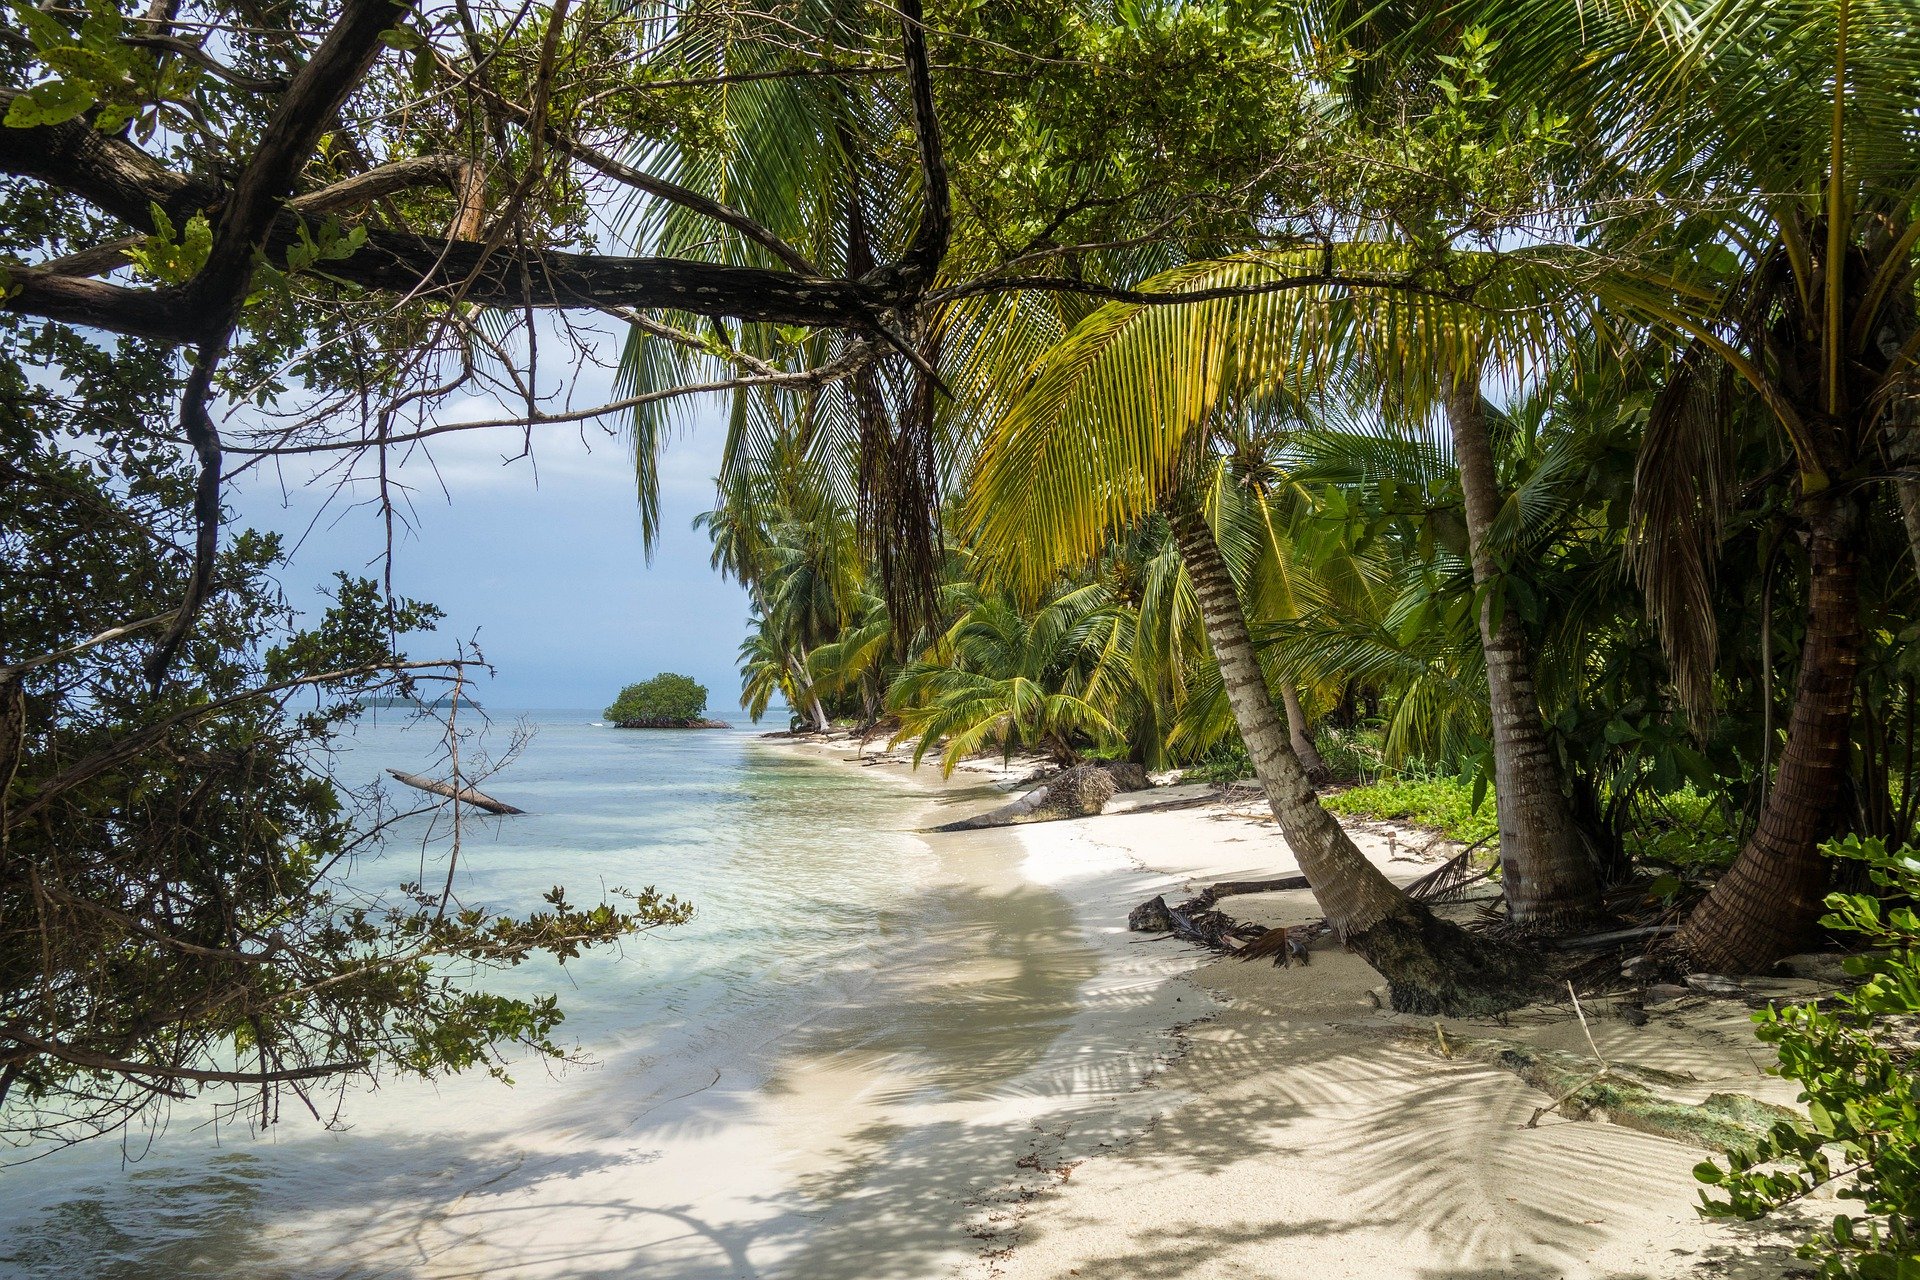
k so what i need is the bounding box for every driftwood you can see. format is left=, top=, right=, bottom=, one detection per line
left=1127, top=894, right=1256, bottom=948
left=933, top=761, right=1151, bottom=831
left=1547, top=924, right=1680, bottom=952
left=1189, top=874, right=1310, bottom=906
left=1337, top=1020, right=1795, bottom=1152
left=1128, top=874, right=1320, bottom=958
left=386, top=768, right=525, bottom=815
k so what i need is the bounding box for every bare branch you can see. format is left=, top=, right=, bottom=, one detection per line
left=1, top=1028, right=368, bottom=1085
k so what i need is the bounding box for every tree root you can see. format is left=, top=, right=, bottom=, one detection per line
left=1351, top=907, right=1545, bottom=1017
left=1337, top=1022, right=1795, bottom=1152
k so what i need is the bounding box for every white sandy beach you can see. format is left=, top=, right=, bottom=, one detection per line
left=810, top=734, right=1817, bottom=1280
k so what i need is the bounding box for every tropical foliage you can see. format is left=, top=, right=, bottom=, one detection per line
left=1699, top=837, right=1920, bottom=1279
left=7, top=0, right=1920, bottom=1254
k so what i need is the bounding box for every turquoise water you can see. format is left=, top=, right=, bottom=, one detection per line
left=0, top=710, right=1153, bottom=1279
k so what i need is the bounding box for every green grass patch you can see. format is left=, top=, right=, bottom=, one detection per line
left=1324, top=775, right=1499, bottom=845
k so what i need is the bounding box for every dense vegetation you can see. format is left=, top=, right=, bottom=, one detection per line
left=605, top=673, right=711, bottom=725
left=4, top=0, right=1918, bottom=1266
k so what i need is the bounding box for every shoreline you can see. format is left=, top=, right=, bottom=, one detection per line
left=776, top=733, right=1228, bottom=1273
left=789, top=732, right=1815, bottom=1279
left=2, top=723, right=1196, bottom=1280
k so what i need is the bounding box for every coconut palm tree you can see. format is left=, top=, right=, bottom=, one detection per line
left=1448, top=0, right=1920, bottom=969
left=961, top=232, right=1616, bottom=928
left=886, top=580, right=1131, bottom=772
left=967, top=315, right=1533, bottom=1010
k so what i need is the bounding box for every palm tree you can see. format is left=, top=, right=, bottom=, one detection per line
left=1457, top=0, right=1920, bottom=969
left=695, top=448, right=864, bottom=733
left=887, top=581, right=1129, bottom=772
left=962, top=236, right=1614, bottom=923
left=1444, top=365, right=1604, bottom=925
left=968, top=330, right=1532, bottom=1010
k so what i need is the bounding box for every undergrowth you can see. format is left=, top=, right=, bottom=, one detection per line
left=1324, top=775, right=1500, bottom=846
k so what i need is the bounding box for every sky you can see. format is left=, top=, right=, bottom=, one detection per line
left=226, top=329, right=757, bottom=714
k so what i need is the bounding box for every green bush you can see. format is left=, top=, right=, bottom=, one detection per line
left=1180, top=742, right=1254, bottom=784
left=1698, top=835, right=1920, bottom=1278
left=605, top=673, right=709, bottom=724
left=1315, top=724, right=1389, bottom=784
left=1324, top=775, right=1500, bottom=846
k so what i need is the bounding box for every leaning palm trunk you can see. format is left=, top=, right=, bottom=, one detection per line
left=1280, top=683, right=1333, bottom=784
left=788, top=654, right=830, bottom=733
left=1446, top=380, right=1604, bottom=929
left=1673, top=496, right=1863, bottom=972
left=1169, top=502, right=1531, bottom=1014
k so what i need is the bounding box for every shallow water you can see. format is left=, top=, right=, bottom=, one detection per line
left=0, top=711, right=1175, bottom=1279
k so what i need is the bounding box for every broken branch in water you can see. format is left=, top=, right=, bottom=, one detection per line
left=386, top=768, right=525, bottom=815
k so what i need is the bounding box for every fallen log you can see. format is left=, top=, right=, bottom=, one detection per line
left=1192, top=874, right=1310, bottom=905
left=1336, top=1021, right=1795, bottom=1152
left=386, top=768, right=525, bottom=815
left=933, top=761, right=1150, bottom=831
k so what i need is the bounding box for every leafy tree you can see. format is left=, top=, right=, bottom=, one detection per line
left=1, top=375, right=688, bottom=1149
left=605, top=674, right=711, bottom=725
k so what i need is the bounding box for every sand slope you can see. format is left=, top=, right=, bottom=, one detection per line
left=982, top=797, right=1811, bottom=1280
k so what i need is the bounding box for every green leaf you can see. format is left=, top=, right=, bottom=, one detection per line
left=4, top=79, right=94, bottom=128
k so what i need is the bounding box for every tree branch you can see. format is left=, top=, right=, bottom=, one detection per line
left=225, top=348, right=871, bottom=455
left=0, top=1027, right=367, bottom=1085
left=465, top=73, right=821, bottom=276
left=186, top=0, right=414, bottom=330
left=0, top=609, right=179, bottom=681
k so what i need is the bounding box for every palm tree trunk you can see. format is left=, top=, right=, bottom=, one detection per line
left=788, top=654, right=830, bottom=733
left=1446, top=378, right=1604, bottom=929
left=1895, top=477, right=1920, bottom=583
left=1168, top=501, right=1530, bottom=1014
left=1673, top=496, right=1863, bottom=972
left=1279, top=683, right=1333, bottom=784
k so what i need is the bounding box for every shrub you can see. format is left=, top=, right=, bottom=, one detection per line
left=1324, top=775, right=1500, bottom=846
left=1697, top=835, right=1920, bottom=1278
left=606, top=673, right=709, bottom=724
left=1315, top=724, right=1389, bottom=784
left=1180, top=743, right=1254, bottom=784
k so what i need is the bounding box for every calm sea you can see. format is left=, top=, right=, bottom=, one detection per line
left=0, top=709, right=1153, bottom=1279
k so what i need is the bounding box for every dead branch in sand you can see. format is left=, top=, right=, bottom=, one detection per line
left=1336, top=1016, right=1794, bottom=1152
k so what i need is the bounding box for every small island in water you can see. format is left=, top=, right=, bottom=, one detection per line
left=605, top=673, right=727, bottom=729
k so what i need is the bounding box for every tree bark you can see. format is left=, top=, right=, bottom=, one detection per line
left=386, top=769, right=523, bottom=815
left=1280, top=682, right=1333, bottom=783
left=1169, top=501, right=1532, bottom=1014
left=1446, top=377, right=1604, bottom=929
left=1673, top=496, right=1862, bottom=972
left=788, top=654, right=830, bottom=733
left=1895, top=477, right=1920, bottom=584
